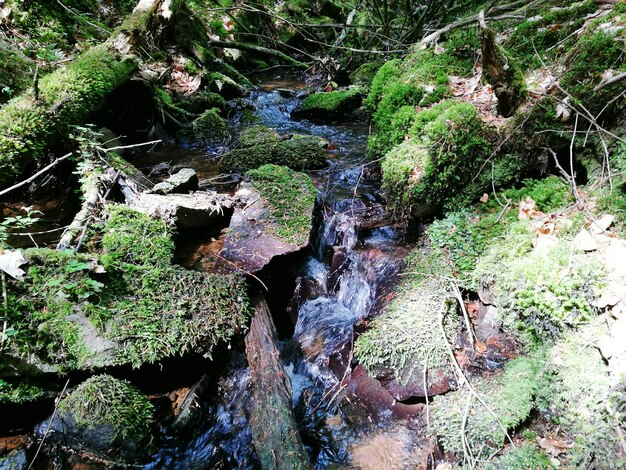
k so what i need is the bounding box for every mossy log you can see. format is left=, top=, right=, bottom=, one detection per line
left=245, top=296, right=310, bottom=470
left=0, top=0, right=177, bottom=189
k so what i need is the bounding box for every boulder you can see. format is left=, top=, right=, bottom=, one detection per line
left=131, top=191, right=233, bottom=229
left=291, top=89, right=363, bottom=122
left=218, top=165, right=317, bottom=272
left=220, top=125, right=328, bottom=171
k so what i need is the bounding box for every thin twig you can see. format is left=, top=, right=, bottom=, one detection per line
left=0, top=153, right=73, bottom=197
left=28, top=379, right=71, bottom=470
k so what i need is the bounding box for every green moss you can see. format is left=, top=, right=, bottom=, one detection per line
left=246, top=164, right=317, bottom=246
left=354, top=246, right=459, bottom=385
left=0, top=43, right=33, bottom=104
left=0, top=379, right=45, bottom=404
left=220, top=126, right=327, bottom=171
left=192, top=108, right=229, bottom=142
left=381, top=102, right=494, bottom=220
left=3, top=207, right=251, bottom=371
left=474, top=226, right=604, bottom=343
left=560, top=28, right=625, bottom=113
left=179, top=90, right=227, bottom=114
left=295, top=89, right=362, bottom=121
left=349, top=61, right=382, bottom=89
left=59, top=374, right=153, bottom=444
left=0, top=44, right=138, bottom=187
left=485, top=444, right=556, bottom=470
left=431, top=353, right=542, bottom=459
left=536, top=326, right=625, bottom=468
left=428, top=177, right=573, bottom=280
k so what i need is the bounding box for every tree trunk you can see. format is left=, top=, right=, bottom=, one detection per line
left=245, top=296, right=311, bottom=470
left=479, top=13, right=527, bottom=117
left=0, top=0, right=176, bottom=189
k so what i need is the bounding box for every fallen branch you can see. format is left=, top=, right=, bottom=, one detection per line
left=594, top=70, right=626, bottom=91
left=209, top=39, right=310, bottom=68
left=0, top=153, right=73, bottom=198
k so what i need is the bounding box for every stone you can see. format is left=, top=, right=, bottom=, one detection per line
left=131, top=191, right=234, bottom=229
left=150, top=168, right=198, bottom=194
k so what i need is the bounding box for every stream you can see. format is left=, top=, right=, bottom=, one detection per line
left=1, top=74, right=418, bottom=469
left=141, top=76, right=416, bottom=468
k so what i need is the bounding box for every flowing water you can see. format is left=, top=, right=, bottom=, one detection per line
left=143, top=76, right=416, bottom=468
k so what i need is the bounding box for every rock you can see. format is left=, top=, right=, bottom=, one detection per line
left=328, top=246, right=349, bottom=291
left=220, top=125, right=328, bottom=171
left=50, top=375, right=153, bottom=462
left=206, top=71, right=247, bottom=99
left=378, top=367, right=455, bottom=400
left=218, top=165, right=317, bottom=272
left=131, top=191, right=234, bottom=229
left=150, top=168, right=198, bottom=194
left=475, top=303, right=500, bottom=341
left=291, top=89, right=363, bottom=122
left=192, top=109, right=229, bottom=142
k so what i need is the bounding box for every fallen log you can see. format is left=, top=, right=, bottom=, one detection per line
left=245, top=296, right=311, bottom=470
left=0, top=0, right=177, bottom=189
left=209, top=39, right=310, bottom=69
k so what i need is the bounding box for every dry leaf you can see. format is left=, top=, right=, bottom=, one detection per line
left=0, top=250, right=27, bottom=280
left=480, top=193, right=489, bottom=203
left=537, top=436, right=570, bottom=457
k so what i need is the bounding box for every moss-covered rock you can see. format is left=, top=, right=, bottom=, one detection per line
left=246, top=164, right=317, bottom=246
left=381, top=101, right=494, bottom=220
left=291, top=88, right=363, bottom=122
left=1, top=206, right=251, bottom=372
left=179, top=90, right=227, bottom=114
left=56, top=374, right=153, bottom=461
left=349, top=61, right=382, bottom=89
left=220, top=125, right=328, bottom=171
left=192, top=108, right=229, bottom=142
left=354, top=246, right=458, bottom=387
left=206, top=71, right=247, bottom=98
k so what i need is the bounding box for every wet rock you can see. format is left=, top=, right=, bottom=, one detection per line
left=328, top=246, right=349, bottom=291
left=378, top=368, right=455, bottom=400
left=345, top=366, right=424, bottom=420
left=291, top=89, right=363, bottom=122
left=475, top=303, right=499, bottom=341
left=149, top=161, right=171, bottom=177
left=150, top=168, right=199, bottom=194
left=131, top=191, right=234, bottom=229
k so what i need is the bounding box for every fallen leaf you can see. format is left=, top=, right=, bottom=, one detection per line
left=537, top=435, right=571, bottom=457
left=0, top=250, right=27, bottom=281
left=480, top=193, right=489, bottom=203
left=573, top=228, right=598, bottom=252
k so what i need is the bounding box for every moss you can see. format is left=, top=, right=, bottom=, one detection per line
left=484, top=444, right=556, bottom=470
left=293, top=89, right=363, bottom=121
left=431, top=353, right=542, bottom=459
left=220, top=126, right=327, bottom=171
left=3, top=207, right=251, bottom=371
left=246, top=164, right=317, bottom=246
left=354, top=246, right=459, bottom=385
left=0, top=43, right=138, bottom=187
left=0, top=42, right=33, bottom=104
left=560, top=28, right=625, bottom=114
left=473, top=225, right=604, bottom=343
left=100, top=205, right=175, bottom=268
left=59, top=374, right=153, bottom=445
left=179, top=90, right=227, bottom=114
left=427, top=177, right=573, bottom=280
left=0, top=379, right=45, bottom=404
left=536, top=325, right=625, bottom=468
left=349, top=61, right=382, bottom=89
left=192, top=108, right=229, bottom=142
left=381, top=102, right=494, bottom=220
left=365, top=29, right=480, bottom=157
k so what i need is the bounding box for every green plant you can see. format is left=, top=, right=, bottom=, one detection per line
left=484, top=444, right=556, bottom=470
left=0, top=379, right=45, bottom=404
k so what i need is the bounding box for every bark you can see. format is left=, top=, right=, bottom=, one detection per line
left=245, top=296, right=311, bottom=470
left=479, top=12, right=527, bottom=117
left=0, top=0, right=177, bottom=190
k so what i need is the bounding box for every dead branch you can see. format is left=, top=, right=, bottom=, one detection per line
left=0, top=153, right=73, bottom=198
left=209, top=39, right=310, bottom=68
